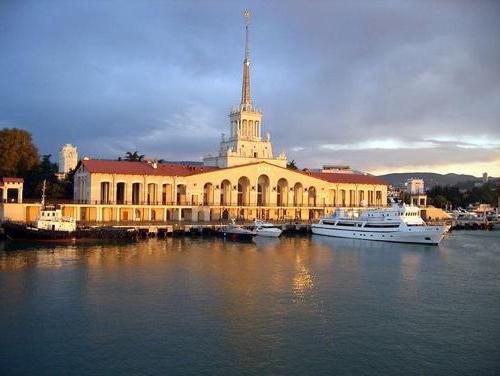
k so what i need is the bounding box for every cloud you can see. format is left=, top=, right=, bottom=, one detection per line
left=0, top=0, right=499, bottom=176
left=320, top=139, right=438, bottom=151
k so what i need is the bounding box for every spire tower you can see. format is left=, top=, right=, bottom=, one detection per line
left=203, top=10, right=287, bottom=168
left=241, top=10, right=251, bottom=107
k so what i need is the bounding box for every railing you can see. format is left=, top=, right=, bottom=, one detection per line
left=20, top=198, right=382, bottom=209
left=77, top=219, right=315, bottom=227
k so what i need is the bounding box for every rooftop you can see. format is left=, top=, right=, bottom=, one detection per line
left=79, top=159, right=387, bottom=185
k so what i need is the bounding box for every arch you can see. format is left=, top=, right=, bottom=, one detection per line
left=340, top=189, right=346, bottom=207
left=293, top=183, right=303, bottom=206
left=308, top=186, right=316, bottom=207
left=330, top=189, right=336, bottom=207
left=203, top=183, right=214, bottom=205
left=132, top=182, right=142, bottom=205
left=242, top=119, right=248, bottom=137
left=6, top=188, right=19, bottom=203
left=358, top=190, right=365, bottom=206
left=349, top=189, right=356, bottom=207
left=220, top=179, right=232, bottom=205
left=197, top=210, right=204, bottom=222
left=162, top=183, right=173, bottom=205
left=116, top=182, right=126, bottom=204
left=176, top=184, right=187, bottom=205
left=368, top=191, right=374, bottom=206
left=100, top=181, right=111, bottom=204
left=237, top=176, right=250, bottom=206
left=277, top=178, right=288, bottom=206
left=257, top=175, right=270, bottom=206
left=134, top=208, right=142, bottom=221
left=147, top=183, right=157, bottom=205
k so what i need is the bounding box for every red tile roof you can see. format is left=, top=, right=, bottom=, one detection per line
left=0, top=177, right=24, bottom=185
left=307, top=171, right=388, bottom=185
left=81, top=160, right=218, bottom=176
left=79, top=160, right=387, bottom=185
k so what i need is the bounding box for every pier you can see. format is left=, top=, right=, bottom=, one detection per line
left=77, top=220, right=313, bottom=239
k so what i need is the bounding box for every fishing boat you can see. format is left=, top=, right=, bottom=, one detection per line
left=312, top=201, right=446, bottom=245
left=254, top=220, right=282, bottom=238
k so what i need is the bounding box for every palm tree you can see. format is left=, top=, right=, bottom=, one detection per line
left=287, top=160, right=298, bottom=170
left=124, top=151, right=145, bottom=162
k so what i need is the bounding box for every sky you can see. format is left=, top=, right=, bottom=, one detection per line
left=0, top=0, right=499, bottom=176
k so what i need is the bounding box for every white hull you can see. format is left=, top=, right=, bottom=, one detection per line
left=255, top=228, right=282, bottom=238
left=311, top=225, right=445, bottom=245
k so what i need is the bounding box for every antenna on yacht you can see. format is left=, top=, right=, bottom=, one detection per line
left=41, top=179, right=46, bottom=209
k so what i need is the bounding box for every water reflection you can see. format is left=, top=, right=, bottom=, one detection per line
left=1, top=233, right=500, bottom=375
left=293, top=252, right=314, bottom=302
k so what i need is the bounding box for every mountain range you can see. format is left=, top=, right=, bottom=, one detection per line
left=376, top=172, right=492, bottom=188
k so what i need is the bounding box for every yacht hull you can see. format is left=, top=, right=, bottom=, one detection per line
left=255, top=229, right=282, bottom=238
left=311, top=224, right=446, bottom=245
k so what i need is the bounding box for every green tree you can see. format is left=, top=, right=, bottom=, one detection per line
left=0, top=128, right=40, bottom=177
left=124, top=151, right=144, bottom=161
left=432, top=195, right=448, bottom=208
left=23, top=154, right=73, bottom=200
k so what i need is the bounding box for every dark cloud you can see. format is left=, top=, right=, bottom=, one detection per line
left=0, top=0, right=499, bottom=175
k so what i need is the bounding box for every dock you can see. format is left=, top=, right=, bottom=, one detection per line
left=78, top=221, right=313, bottom=238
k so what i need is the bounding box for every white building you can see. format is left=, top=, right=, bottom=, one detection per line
left=59, top=144, right=78, bottom=174
left=406, top=178, right=425, bottom=195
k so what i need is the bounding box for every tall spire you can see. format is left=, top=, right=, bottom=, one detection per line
left=241, top=10, right=251, bottom=107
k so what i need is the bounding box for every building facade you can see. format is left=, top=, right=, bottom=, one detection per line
left=71, top=159, right=386, bottom=222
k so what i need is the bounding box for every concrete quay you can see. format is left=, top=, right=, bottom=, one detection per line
left=78, top=220, right=312, bottom=238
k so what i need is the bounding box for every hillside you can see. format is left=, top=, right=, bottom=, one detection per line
left=377, top=172, right=483, bottom=188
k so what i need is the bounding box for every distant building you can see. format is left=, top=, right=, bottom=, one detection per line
left=404, top=178, right=426, bottom=207
left=321, top=165, right=353, bottom=174
left=405, top=178, right=425, bottom=195
left=59, top=144, right=78, bottom=174
left=483, top=172, right=488, bottom=184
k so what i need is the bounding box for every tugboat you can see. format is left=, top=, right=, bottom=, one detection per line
left=217, top=219, right=255, bottom=242
left=2, top=181, right=138, bottom=243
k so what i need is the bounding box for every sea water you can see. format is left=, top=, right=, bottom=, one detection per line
left=1, top=231, right=499, bottom=375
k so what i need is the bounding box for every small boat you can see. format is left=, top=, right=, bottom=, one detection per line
left=218, top=220, right=255, bottom=242
left=312, top=201, right=446, bottom=245
left=254, top=220, right=282, bottom=238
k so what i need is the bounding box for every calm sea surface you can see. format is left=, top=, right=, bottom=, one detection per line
left=1, top=231, right=499, bottom=375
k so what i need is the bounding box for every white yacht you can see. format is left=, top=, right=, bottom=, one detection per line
left=254, top=220, right=283, bottom=238
left=312, top=203, right=446, bottom=245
